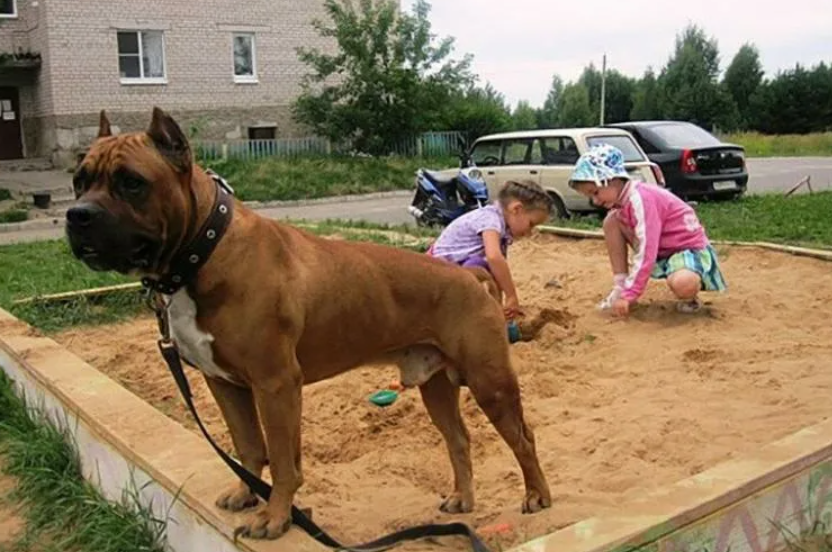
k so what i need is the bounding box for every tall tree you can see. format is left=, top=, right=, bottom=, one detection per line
left=631, top=67, right=661, bottom=120
left=723, top=44, right=764, bottom=129
left=656, top=24, right=735, bottom=130
left=440, top=82, right=512, bottom=140
left=752, top=62, right=832, bottom=134
left=512, top=100, right=539, bottom=130
left=556, top=83, right=594, bottom=127
left=575, top=64, right=634, bottom=124
left=537, top=75, right=564, bottom=128
left=293, top=0, right=474, bottom=154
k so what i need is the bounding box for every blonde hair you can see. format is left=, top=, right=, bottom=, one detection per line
left=498, top=180, right=553, bottom=214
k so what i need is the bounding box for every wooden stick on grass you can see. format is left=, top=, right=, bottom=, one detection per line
left=12, top=282, right=143, bottom=306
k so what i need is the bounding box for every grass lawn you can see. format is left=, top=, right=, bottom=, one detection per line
left=561, top=191, right=832, bottom=249
left=722, top=131, right=832, bottom=157
left=203, top=155, right=456, bottom=202
left=0, top=372, right=166, bottom=552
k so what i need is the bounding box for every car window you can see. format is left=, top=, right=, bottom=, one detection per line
left=529, top=139, right=545, bottom=164
left=631, top=130, right=661, bottom=154
left=585, top=135, right=646, bottom=162
left=502, top=139, right=532, bottom=165
left=540, top=137, right=580, bottom=165
left=470, top=140, right=502, bottom=166
left=646, top=123, right=722, bottom=148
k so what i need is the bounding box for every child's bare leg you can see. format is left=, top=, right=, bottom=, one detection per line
left=602, top=211, right=629, bottom=275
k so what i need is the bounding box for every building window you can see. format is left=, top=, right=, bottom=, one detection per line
left=0, top=0, right=17, bottom=18
left=117, top=30, right=167, bottom=84
left=248, top=126, right=276, bottom=140
left=233, top=33, right=257, bottom=83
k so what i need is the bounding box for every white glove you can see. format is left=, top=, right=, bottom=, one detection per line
left=598, top=274, right=627, bottom=310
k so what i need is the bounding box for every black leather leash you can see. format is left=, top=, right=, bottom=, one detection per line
left=145, top=171, right=492, bottom=552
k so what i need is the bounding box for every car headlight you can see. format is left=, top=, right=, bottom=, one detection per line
left=468, top=169, right=483, bottom=181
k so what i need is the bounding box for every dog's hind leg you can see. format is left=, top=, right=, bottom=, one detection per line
left=463, top=352, right=552, bottom=514
left=419, top=370, right=474, bottom=513
left=204, top=376, right=267, bottom=512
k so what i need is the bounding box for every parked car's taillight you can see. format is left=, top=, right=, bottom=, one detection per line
left=650, top=162, right=666, bottom=186
left=680, top=149, right=698, bottom=174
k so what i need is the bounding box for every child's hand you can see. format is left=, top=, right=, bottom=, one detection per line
left=612, top=298, right=630, bottom=317
left=504, top=295, right=523, bottom=320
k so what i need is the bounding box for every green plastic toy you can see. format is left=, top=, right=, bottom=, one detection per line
left=369, top=389, right=399, bottom=407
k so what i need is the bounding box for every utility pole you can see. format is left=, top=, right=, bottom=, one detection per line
left=600, top=53, right=607, bottom=126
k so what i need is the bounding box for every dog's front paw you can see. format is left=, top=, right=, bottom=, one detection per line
left=216, top=484, right=260, bottom=512
left=439, top=491, right=474, bottom=514
left=234, top=508, right=292, bottom=540
left=521, top=488, right=552, bottom=514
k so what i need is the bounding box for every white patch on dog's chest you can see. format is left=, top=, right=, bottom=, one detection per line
left=165, top=289, right=234, bottom=382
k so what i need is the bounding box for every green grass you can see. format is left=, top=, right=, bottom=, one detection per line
left=0, top=372, right=167, bottom=552
left=0, top=188, right=12, bottom=201
left=722, top=131, right=832, bottom=157
left=0, top=209, right=29, bottom=224
left=558, top=191, right=832, bottom=249
left=0, top=240, right=141, bottom=333
left=203, top=155, right=456, bottom=202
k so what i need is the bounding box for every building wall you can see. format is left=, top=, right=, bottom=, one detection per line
left=0, top=0, right=54, bottom=157
left=46, top=1, right=329, bottom=114
left=5, top=0, right=337, bottom=165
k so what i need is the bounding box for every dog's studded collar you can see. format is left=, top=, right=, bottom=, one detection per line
left=141, top=169, right=235, bottom=296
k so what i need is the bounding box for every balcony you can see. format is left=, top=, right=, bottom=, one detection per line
left=0, top=51, right=42, bottom=78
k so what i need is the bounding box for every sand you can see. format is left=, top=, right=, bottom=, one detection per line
left=54, top=234, right=832, bottom=551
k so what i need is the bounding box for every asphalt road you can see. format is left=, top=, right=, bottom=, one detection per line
left=1, top=156, right=830, bottom=246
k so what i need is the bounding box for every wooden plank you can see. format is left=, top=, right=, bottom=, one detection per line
left=11, top=282, right=142, bottom=305
left=539, top=226, right=832, bottom=263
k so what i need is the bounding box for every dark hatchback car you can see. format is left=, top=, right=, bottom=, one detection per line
left=606, top=121, right=748, bottom=200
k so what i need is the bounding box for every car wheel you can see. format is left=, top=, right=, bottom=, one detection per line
left=547, top=193, right=570, bottom=222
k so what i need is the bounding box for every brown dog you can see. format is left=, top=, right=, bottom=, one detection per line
left=66, top=107, right=551, bottom=540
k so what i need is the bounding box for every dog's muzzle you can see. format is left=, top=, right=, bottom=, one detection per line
left=66, top=203, right=160, bottom=273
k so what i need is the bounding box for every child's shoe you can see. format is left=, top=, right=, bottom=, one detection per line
left=676, top=297, right=703, bottom=314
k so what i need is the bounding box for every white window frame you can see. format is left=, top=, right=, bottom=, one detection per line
left=232, top=32, right=258, bottom=84
left=0, top=0, right=18, bottom=18
left=117, top=30, right=168, bottom=85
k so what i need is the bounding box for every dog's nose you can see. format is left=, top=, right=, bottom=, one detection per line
left=66, top=203, right=104, bottom=227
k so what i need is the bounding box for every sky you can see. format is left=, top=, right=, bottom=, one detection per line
left=400, top=0, right=832, bottom=108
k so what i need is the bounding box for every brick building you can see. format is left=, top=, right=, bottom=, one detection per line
left=0, top=0, right=332, bottom=167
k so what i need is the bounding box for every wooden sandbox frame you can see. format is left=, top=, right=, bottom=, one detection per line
left=0, top=227, right=830, bottom=552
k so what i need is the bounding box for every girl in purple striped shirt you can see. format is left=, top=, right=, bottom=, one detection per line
left=428, top=180, right=553, bottom=319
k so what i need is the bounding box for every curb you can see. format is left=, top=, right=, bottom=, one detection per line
left=0, top=190, right=413, bottom=235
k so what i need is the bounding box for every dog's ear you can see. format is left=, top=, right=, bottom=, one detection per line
left=147, top=107, right=192, bottom=173
left=98, top=110, right=112, bottom=138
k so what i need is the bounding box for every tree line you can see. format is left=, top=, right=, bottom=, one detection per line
left=293, top=0, right=832, bottom=155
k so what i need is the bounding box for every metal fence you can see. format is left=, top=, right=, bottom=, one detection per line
left=194, top=130, right=464, bottom=161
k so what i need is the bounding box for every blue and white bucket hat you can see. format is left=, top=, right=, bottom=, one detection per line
left=568, top=143, right=630, bottom=188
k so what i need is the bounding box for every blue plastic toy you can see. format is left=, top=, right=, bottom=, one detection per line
left=507, top=321, right=521, bottom=343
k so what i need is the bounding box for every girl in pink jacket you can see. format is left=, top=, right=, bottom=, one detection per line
left=568, top=144, right=727, bottom=317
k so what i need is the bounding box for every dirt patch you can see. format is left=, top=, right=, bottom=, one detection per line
left=0, top=464, right=26, bottom=548
left=54, top=234, right=832, bottom=551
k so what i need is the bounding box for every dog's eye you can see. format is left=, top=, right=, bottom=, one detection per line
left=120, top=175, right=146, bottom=194
left=72, top=168, right=89, bottom=199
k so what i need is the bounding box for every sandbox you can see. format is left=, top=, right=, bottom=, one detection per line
left=44, top=233, right=832, bottom=551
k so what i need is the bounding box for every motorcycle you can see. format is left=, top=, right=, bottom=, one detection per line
left=407, top=137, right=489, bottom=227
